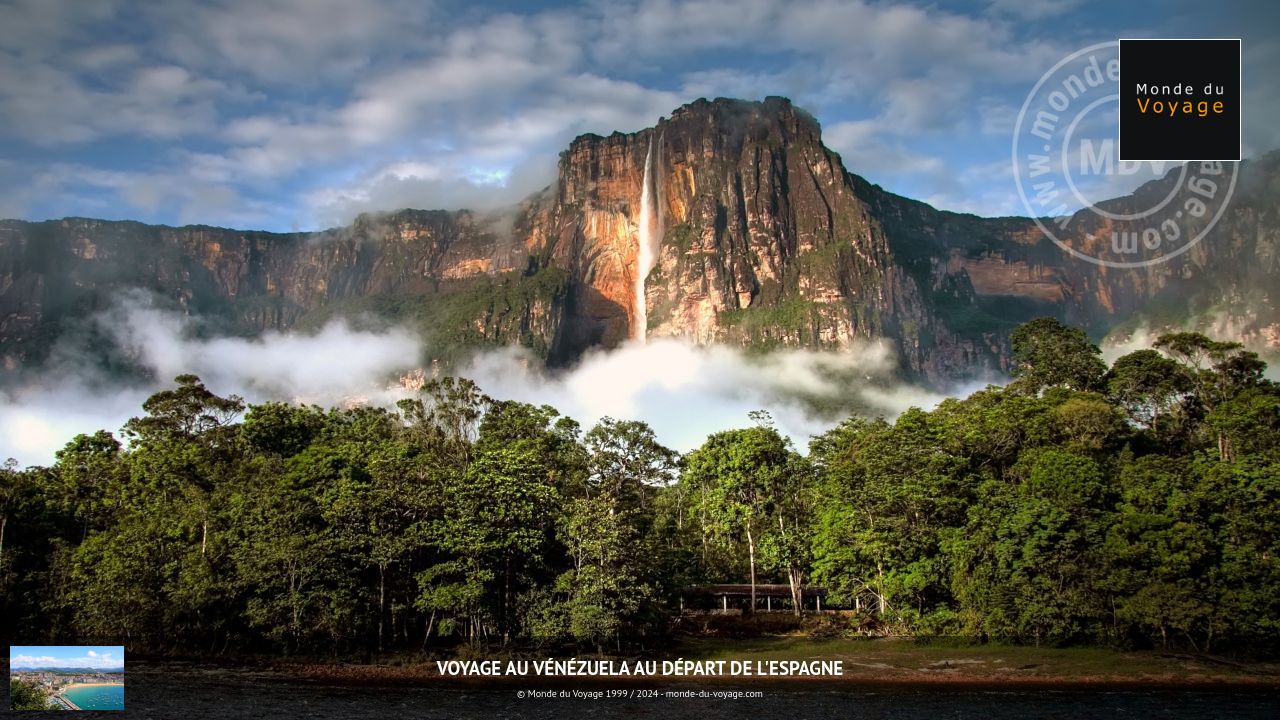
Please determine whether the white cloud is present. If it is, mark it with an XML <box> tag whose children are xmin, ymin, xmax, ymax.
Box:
<box><xmin>153</xmin><ymin>0</ymin><xmax>435</xmax><ymax>86</ymax></box>
<box><xmin>0</xmin><ymin>0</ymin><xmax>1270</xmax><ymax>232</ymax></box>
<box><xmin>10</xmin><ymin>655</ymin><xmax>58</xmax><ymax>667</ymax></box>
<box><xmin>0</xmin><ymin>293</ymin><xmax>955</xmax><ymax>465</ymax></box>
<box><xmin>10</xmin><ymin>651</ymin><xmax>120</xmax><ymax>669</ymax></box>
<box><xmin>0</xmin><ymin>293</ymin><xmax>425</xmax><ymax>464</ymax></box>
<box><xmin>459</xmin><ymin>338</ymin><xmax>906</xmax><ymax>452</ymax></box>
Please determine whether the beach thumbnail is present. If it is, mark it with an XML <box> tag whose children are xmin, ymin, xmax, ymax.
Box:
<box><xmin>9</xmin><ymin>646</ymin><xmax>124</xmax><ymax>711</ymax></box>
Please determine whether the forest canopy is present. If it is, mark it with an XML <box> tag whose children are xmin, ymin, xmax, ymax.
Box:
<box><xmin>0</xmin><ymin>319</ymin><xmax>1277</xmax><ymax>657</ymax></box>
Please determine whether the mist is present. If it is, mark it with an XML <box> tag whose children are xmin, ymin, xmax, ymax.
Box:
<box><xmin>1</xmin><ymin>294</ymin><xmax>968</xmax><ymax>467</ymax></box>
<box><xmin>1102</xmin><ymin>316</ymin><xmax>1280</xmax><ymax>381</ymax></box>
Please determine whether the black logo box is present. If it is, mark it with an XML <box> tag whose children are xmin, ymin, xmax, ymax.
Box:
<box><xmin>1119</xmin><ymin>38</ymin><xmax>1241</xmax><ymax>162</ymax></box>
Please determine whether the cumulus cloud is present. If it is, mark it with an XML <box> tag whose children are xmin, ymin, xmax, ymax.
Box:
<box><xmin>0</xmin><ymin>0</ymin><xmax>1093</xmax><ymax>229</ymax></box>
<box><xmin>0</xmin><ymin>293</ymin><xmax>955</xmax><ymax>466</ymax></box>
<box><xmin>3</xmin><ymin>0</ymin><xmax>1275</xmax><ymax>233</ymax></box>
<box><xmin>10</xmin><ymin>649</ymin><xmax>120</xmax><ymax>670</ymax></box>
<box><xmin>10</xmin><ymin>655</ymin><xmax>59</xmax><ymax>667</ymax></box>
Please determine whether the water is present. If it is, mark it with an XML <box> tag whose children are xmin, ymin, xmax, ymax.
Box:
<box><xmin>35</xmin><ymin>664</ymin><xmax>1273</xmax><ymax>719</ymax></box>
<box><xmin>634</xmin><ymin>134</ymin><xmax>662</xmax><ymax>341</ymax></box>
<box><xmin>61</xmin><ymin>683</ymin><xmax>125</xmax><ymax>710</ymax></box>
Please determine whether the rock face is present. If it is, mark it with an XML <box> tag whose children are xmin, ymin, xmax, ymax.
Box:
<box><xmin>1</xmin><ymin>97</ymin><xmax>1277</xmax><ymax>386</ymax></box>
<box><xmin>518</xmin><ymin>97</ymin><xmax>996</xmax><ymax>382</ymax></box>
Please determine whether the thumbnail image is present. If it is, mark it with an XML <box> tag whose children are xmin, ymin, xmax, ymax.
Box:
<box><xmin>9</xmin><ymin>646</ymin><xmax>124</xmax><ymax>711</ymax></box>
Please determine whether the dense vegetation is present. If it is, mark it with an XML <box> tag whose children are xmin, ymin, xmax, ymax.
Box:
<box><xmin>9</xmin><ymin>678</ymin><xmax>53</xmax><ymax>710</ymax></box>
<box><xmin>0</xmin><ymin>319</ymin><xmax>1276</xmax><ymax>658</ymax></box>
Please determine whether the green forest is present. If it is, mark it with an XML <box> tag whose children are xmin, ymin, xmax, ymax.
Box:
<box><xmin>0</xmin><ymin>319</ymin><xmax>1277</xmax><ymax>658</ymax></box>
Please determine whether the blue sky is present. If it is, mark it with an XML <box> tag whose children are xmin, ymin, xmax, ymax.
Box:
<box><xmin>1</xmin><ymin>0</ymin><xmax>1276</xmax><ymax>232</ymax></box>
<box><xmin>9</xmin><ymin>646</ymin><xmax>125</xmax><ymax>669</ymax></box>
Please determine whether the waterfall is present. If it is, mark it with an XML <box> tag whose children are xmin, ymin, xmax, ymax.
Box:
<box><xmin>634</xmin><ymin>135</ymin><xmax>662</xmax><ymax>341</ymax></box>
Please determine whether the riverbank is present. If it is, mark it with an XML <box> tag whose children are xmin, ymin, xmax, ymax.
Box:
<box><xmin>261</xmin><ymin>638</ymin><xmax>1280</xmax><ymax>689</ymax></box>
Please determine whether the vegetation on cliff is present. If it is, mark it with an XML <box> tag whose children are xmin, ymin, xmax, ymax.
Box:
<box><xmin>0</xmin><ymin>319</ymin><xmax>1277</xmax><ymax>658</ymax></box>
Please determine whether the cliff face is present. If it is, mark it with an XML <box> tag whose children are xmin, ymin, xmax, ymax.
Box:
<box><xmin>0</xmin><ymin>209</ymin><xmax>564</xmax><ymax>375</ymax></box>
<box><xmin>1</xmin><ymin>97</ymin><xmax>1277</xmax><ymax>386</ymax></box>
<box><xmin>517</xmin><ymin>98</ymin><xmax>1004</xmax><ymax>381</ymax></box>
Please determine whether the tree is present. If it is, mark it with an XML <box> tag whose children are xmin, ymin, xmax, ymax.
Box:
<box><xmin>953</xmin><ymin>449</ymin><xmax>1109</xmax><ymax>645</ymax></box>
<box><xmin>812</xmin><ymin>410</ymin><xmax>967</xmax><ymax>628</ymax></box>
<box><xmin>1154</xmin><ymin>333</ymin><xmax>1273</xmax><ymax>457</ymax></box>
<box><xmin>397</xmin><ymin>376</ymin><xmax>488</xmax><ymax>466</ymax></box>
<box><xmin>526</xmin><ymin>418</ymin><xmax>675</xmax><ymax>648</ymax></box>
<box><xmin>1010</xmin><ymin>317</ymin><xmax>1106</xmax><ymax>393</ymax></box>
<box><xmin>1154</xmin><ymin>332</ymin><xmax>1264</xmax><ymax>411</ymax></box>
<box><xmin>10</xmin><ymin>677</ymin><xmax>52</xmax><ymax>710</ymax></box>
<box><xmin>420</xmin><ymin>440</ymin><xmax>558</xmax><ymax>645</ymax></box>
<box><xmin>583</xmin><ymin>417</ymin><xmax>678</xmax><ymax>509</ymax></box>
<box><xmin>536</xmin><ymin>496</ymin><xmax>656</xmax><ymax>650</ymax></box>
<box><xmin>1205</xmin><ymin>389</ymin><xmax>1280</xmax><ymax>461</ymax></box>
<box><xmin>124</xmin><ymin>374</ymin><xmax>244</xmax><ymax>443</ymax></box>
<box><xmin>323</xmin><ymin>438</ymin><xmax>439</xmax><ymax>652</ymax></box>
<box><xmin>1102</xmin><ymin>456</ymin><xmax>1212</xmax><ymax>649</ymax></box>
<box><xmin>4</xmin><ymin>321</ymin><xmax>1279</xmax><ymax>659</ymax></box>
<box><xmin>1050</xmin><ymin>392</ymin><xmax>1128</xmax><ymax>453</ymax></box>
<box><xmin>0</xmin><ymin>459</ymin><xmax>18</xmax><ymax>566</ymax></box>
<box><xmin>241</xmin><ymin>403</ymin><xmax>325</xmax><ymax>458</ymax></box>
<box><xmin>1107</xmin><ymin>349</ymin><xmax>1191</xmax><ymax>430</ymax></box>
<box><xmin>683</xmin><ymin>423</ymin><xmax>802</xmax><ymax>614</ymax></box>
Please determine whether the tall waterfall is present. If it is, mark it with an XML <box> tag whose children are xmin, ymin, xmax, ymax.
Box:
<box><xmin>634</xmin><ymin>136</ymin><xmax>662</xmax><ymax>341</ymax></box>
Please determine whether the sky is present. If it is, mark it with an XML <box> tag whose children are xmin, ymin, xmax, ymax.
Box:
<box><xmin>1</xmin><ymin>0</ymin><xmax>1277</xmax><ymax>232</ymax></box>
<box><xmin>9</xmin><ymin>646</ymin><xmax>125</xmax><ymax>670</ymax></box>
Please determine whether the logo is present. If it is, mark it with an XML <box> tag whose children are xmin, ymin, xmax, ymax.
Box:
<box><xmin>1012</xmin><ymin>41</ymin><xmax>1238</xmax><ymax>268</ymax></box>
<box><xmin>1119</xmin><ymin>39</ymin><xmax>1241</xmax><ymax>161</ymax></box>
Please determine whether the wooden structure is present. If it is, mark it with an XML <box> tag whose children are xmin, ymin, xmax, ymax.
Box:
<box><xmin>685</xmin><ymin>583</ymin><xmax>828</xmax><ymax>612</ymax></box>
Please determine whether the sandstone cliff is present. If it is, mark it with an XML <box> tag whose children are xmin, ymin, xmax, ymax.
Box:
<box><xmin>1</xmin><ymin>97</ymin><xmax>1276</xmax><ymax>386</ymax></box>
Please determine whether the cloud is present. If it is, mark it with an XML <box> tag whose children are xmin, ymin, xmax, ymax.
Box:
<box><xmin>458</xmin><ymin>338</ymin><xmax>919</xmax><ymax>452</ymax></box>
<box><xmin>985</xmin><ymin>0</ymin><xmax>1082</xmax><ymax>21</ymax></box>
<box><xmin>93</xmin><ymin>293</ymin><xmax>424</xmax><ymax>402</ymax></box>
<box><xmin>154</xmin><ymin>0</ymin><xmax>435</xmax><ymax>86</ymax></box>
<box><xmin>14</xmin><ymin>163</ymin><xmax>282</xmax><ymax>230</ymax></box>
<box><xmin>0</xmin><ymin>293</ymin><xmax>424</xmax><ymax>464</ymax></box>
<box><xmin>0</xmin><ymin>292</ymin><xmax>956</xmax><ymax>465</ymax></box>
<box><xmin>0</xmin><ymin>56</ymin><xmax>257</xmax><ymax>146</ymax></box>
<box><xmin>305</xmin><ymin>154</ymin><xmax>559</xmax><ymax>226</ymax></box>
<box><xmin>10</xmin><ymin>655</ymin><xmax>58</xmax><ymax>667</ymax></box>
<box><xmin>826</xmin><ymin>119</ymin><xmax>950</xmax><ymax>179</ymax></box>
<box><xmin>10</xmin><ymin>651</ymin><xmax>120</xmax><ymax>669</ymax></box>
<box><xmin>0</xmin><ymin>0</ymin><xmax>1271</xmax><ymax>234</ymax></box>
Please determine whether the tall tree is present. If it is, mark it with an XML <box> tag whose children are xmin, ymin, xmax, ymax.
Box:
<box><xmin>684</xmin><ymin>423</ymin><xmax>800</xmax><ymax>613</ymax></box>
<box><xmin>1107</xmin><ymin>349</ymin><xmax>1191</xmax><ymax>431</ymax></box>
<box><xmin>1010</xmin><ymin>317</ymin><xmax>1107</xmax><ymax>394</ymax></box>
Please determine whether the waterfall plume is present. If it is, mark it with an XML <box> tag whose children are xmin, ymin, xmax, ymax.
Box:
<box><xmin>634</xmin><ymin>135</ymin><xmax>662</xmax><ymax>341</ymax></box>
